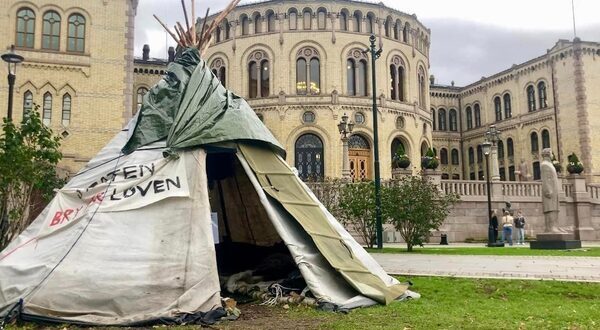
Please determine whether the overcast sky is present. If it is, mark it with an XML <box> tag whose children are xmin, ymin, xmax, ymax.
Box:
<box><xmin>134</xmin><ymin>0</ymin><xmax>600</xmax><ymax>86</ymax></box>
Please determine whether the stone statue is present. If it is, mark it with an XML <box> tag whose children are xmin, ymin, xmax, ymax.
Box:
<box><xmin>518</xmin><ymin>159</ymin><xmax>529</xmax><ymax>181</ymax></box>
<box><xmin>541</xmin><ymin>148</ymin><xmax>560</xmax><ymax>233</ymax></box>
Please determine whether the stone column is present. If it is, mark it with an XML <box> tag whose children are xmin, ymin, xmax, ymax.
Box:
<box><xmin>491</xmin><ymin>143</ymin><xmax>500</xmax><ymax>181</ymax></box>
<box><xmin>341</xmin><ymin>136</ymin><xmax>351</xmax><ymax>181</ymax></box>
<box><xmin>423</xmin><ymin>169</ymin><xmax>442</xmax><ymax>190</ymax></box>
<box><xmin>568</xmin><ymin>175</ymin><xmax>595</xmax><ymax>240</ymax></box>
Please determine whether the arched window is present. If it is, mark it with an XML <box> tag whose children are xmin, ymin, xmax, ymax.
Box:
<box><xmin>503</xmin><ymin>93</ymin><xmax>512</xmax><ymax>119</ymax></box>
<box><xmin>477</xmin><ymin>145</ymin><xmax>483</xmax><ymax>164</ymax></box>
<box><xmin>389</xmin><ymin>56</ymin><xmax>406</xmax><ymax>101</ymax></box>
<box><xmin>449</xmin><ymin>109</ymin><xmax>458</xmax><ymax>131</ymax></box>
<box><xmin>317</xmin><ymin>8</ymin><xmax>326</xmax><ymax>30</ymax></box>
<box><xmin>538</xmin><ymin>81</ymin><xmax>547</xmax><ymax>108</ymax></box>
<box><xmin>241</xmin><ymin>15</ymin><xmax>249</xmax><ymax>35</ymax></box>
<box><xmin>466</xmin><ymin>106</ymin><xmax>473</xmax><ymax>130</ymax></box>
<box><xmin>494</xmin><ymin>96</ymin><xmax>502</xmax><ymax>121</ymax></box>
<box><xmin>451</xmin><ymin>149</ymin><xmax>459</xmax><ymax>165</ymax></box>
<box><xmin>42</xmin><ymin>11</ymin><xmax>61</xmax><ymax>50</ymax></box>
<box><xmin>16</xmin><ymin>8</ymin><xmax>35</xmax><ymax>48</ymax></box>
<box><xmin>23</xmin><ymin>91</ymin><xmax>33</xmax><ymax>118</ymax></box>
<box><xmin>339</xmin><ymin>11</ymin><xmax>348</xmax><ymax>31</ymax></box>
<box><xmin>384</xmin><ymin>17</ymin><xmax>392</xmax><ymax>37</ymax></box>
<box><xmin>527</xmin><ymin>85</ymin><xmax>536</xmax><ymax>112</ymax></box>
<box><xmin>403</xmin><ymin>23</ymin><xmax>410</xmax><ymax>43</ymax></box>
<box><xmin>296</xmin><ymin>47</ymin><xmax>320</xmax><ymax>95</ymax></box>
<box><xmin>295</xmin><ymin>133</ymin><xmax>324</xmax><ymax>181</ymax></box>
<box><xmin>215</xmin><ymin>25</ymin><xmax>222</xmax><ymax>42</ymax></box>
<box><xmin>135</xmin><ymin>87</ymin><xmax>148</xmax><ymax>115</ymax></box>
<box><xmin>303</xmin><ymin>9</ymin><xmax>312</xmax><ymax>30</ymax></box>
<box><xmin>438</xmin><ymin>108</ymin><xmax>447</xmax><ymax>131</ymax></box>
<box><xmin>498</xmin><ymin>140</ymin><xmax>504</xmax><ymax>159</ymax></box>
<box><xmin>474</xmin><ymin>104</ymin><xmax>481</xmax><ymax>127</ymax></box>
<box><xmin>248</xmin><ymin>51</ymin><xmax>270</xmax><ymax>98</ymax></box>
<box><xmin>507</xmin><ymin>138</ymin><xmax>514</xmax><ymax>158</ymax></box>
<box><xmin>541</xmin><ymin>129</ymin><xmax>551</xmax><ymax>149</ymax></box>
<box><xmin>253</xmin><ymin>13</ymin><xmax>262</xmax><ymax>34</ymax></box>
<box><xmin>391</xmin><ymin>138</ymin><xmax>406</xmax><ymax>166</ymax></box>
<box><xmin>210</xmin><ymin>58</ymin><xmax>226</xmax><ymax>87</ymax></box>
<box><xmin>431</xmin><ymin>108</ymin><xmax>436</xmax><ymax>131</ymax></box>
<box><xmin>346</xmin><ymin>49</ymin><xmax>368</xmax><ymax>96</ymax></box>
<box><xmin>43</xmin><ymin>92</ymin><xmax>52</xmax><ymax>125</ymax></box>
<box><xmin>224</xmin><ymin>19</ymin><xmax>231</xmax><ymax>39</ymax></box>
<box><xmin>530</xmin><ymin>132</ymin><xmax>539</xmax><ymax>153</ymax></box>
<box><xmin>418</xmin><ymin>66</ymin><xmax>426</xmax><ymax>108</ymax></box>
<box><xmin>62</xmin><ymin>94</ymin><xmax>71</xmax><ymax>126</ymax></box>
<box><xmin>289</xmin><ymin>9</ymin><xmax>297</xmax><ymax>30</ymax></box>
<box><xmin>394</xmin><ymin>19</ymin><xmax>401</xmax><ymax>40</ymax></box>
<box><xmin>366</xmin><ymin>13</ymin><xmax>374</xmax><ymax>34</ymax></box>
<box><xmin>68</xmin><ymin>14</ymin><xmax>85</xmax><ymax>51</ymax></box>
<box><xmin>440</xmin><ymin>148</ymin><xmax>448</xmax><ymax>165</ymax></box>
<box><xmin>353</xmin><ymin>11</ymin><xmax>362</xmax><ymax>32</ymax></box>
<box><xmin>266</xmin><ymin>11</ymin><xmax>275</xmax><ymax>32</ymax></box>
<box><xmin>468</xmin><ymin>147</ymin><xmax>474</xmax><ymax>165</ymax></box>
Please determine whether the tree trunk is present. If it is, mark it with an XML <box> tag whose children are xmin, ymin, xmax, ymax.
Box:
<box><xmin>406</xmin><ymin>243</ymin><xmax>413</xmax><ymax>252</ymax></box>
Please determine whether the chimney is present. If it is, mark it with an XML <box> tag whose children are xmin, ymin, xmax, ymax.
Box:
<box><xmin>142</xmin><ymin>44</ymin><xmax>150</xmax><ymax>61</ymax></box>
<box><xmin>168</xmin><ymin>46</ymin><xmax>175</xmax><ymax>62</ymax></box>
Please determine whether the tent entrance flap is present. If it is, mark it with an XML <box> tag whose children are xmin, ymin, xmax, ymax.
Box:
<box><xmin>206</xmin><ymin>151</ymin><xmax>294</xmax><ymax>278</ymax></box>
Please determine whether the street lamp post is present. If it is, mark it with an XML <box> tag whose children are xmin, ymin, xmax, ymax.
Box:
<box><xmin>484</xmin><ymin>125</ymin><xmax>501</xmax><ymax>181</ymax></box>
<box><xmin>365</xmin><ymin>34</ymin><xmax>383</xmax><ymax>249</ymax></box>
<box><xmin>2</xmin><ymin>45</ymin><xmax>24</xmax><ymax>121</ymax></box>
<box><xmin>483</xmin><ymin>141</ymin><xmax>504</xmax><ymax>247</ymax></box>
<box><xmin>337</xmin><ymin>113</ymin><xmax>355</xmax><ymax>181</ymax></box>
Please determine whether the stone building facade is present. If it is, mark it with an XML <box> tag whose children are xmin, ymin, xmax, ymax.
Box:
<box><xmin>194</xmin><ymin>0</ymin><xmax>433</xmax><ymax>181</ymax></box>
<box><xmin>0</xmin><ymin>0</ymin><xmax>138</xmax><ymax>174</ymax></box>
<box><xmin>431</xmin><ymin>39</ymin><xmax>600</xmax><ymax>182</ymax></box>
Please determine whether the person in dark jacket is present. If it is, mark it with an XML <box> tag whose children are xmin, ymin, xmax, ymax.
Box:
<box><xmin>491</xmin><ymin>209</ymin><xmax>499</xmax><ymax>242</ymax></box>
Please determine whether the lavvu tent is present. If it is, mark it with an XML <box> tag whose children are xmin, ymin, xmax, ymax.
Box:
<box><xmin>0</xmin><ymin>48</ymin><xmax>414</xmax><ymax>326</ymax></box>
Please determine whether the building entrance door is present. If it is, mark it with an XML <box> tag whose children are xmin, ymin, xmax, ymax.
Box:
<box><xmin>348</xmin><ymin>134</ymin><xmax>371</xmax><ymax>181</ymax></box>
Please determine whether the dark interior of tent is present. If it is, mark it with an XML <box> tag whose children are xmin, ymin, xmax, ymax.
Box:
<box><xmin>205</xmin><ymin>149</ymin><xmax>305</xmax><ymax>295</ymax></box>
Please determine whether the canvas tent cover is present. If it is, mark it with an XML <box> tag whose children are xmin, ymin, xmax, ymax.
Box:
<box><xmin>0</xmin><ymin>49</ymin><xmax>409</xmax><ymax>325</ymax></box>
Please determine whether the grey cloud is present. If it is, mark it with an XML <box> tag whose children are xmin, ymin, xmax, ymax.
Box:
<box><xmin>134</xmin><ymin>2</ymin><xmax>600</xmax><ymax>87</ymax></box>
<box><xmin>425</xmin><ymin>18</ymin><xmax>600</xmax><ymax>86</ymax></box>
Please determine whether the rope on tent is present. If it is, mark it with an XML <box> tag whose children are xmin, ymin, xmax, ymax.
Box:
<box><xmin>21</xmin><ymin>153</ymin><xmax>125</xmax><ymax>302</ymax></box>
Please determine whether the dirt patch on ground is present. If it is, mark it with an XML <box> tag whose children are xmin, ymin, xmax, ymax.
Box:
<box><xmin>214</xmin><ymin>303</ymin><xmax>329</xmax><ymax>330</ymax></box>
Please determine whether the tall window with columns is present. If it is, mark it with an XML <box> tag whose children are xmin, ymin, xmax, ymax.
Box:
<box><xmin>296</xmin><ymin>47</ymin><xmax>320</xmax><ymax>95</ymax></box>
<box><xmin>527</xmin><ymin>85</ymin><xmax>536</xmax><ymax>112</ymax></box>
<box><xmin>16</xmin><ymin>8</ymin><xmax>35</xmax><ymax>48</ymax></box>
<box><xmin>474</xmin><ymin>104</ymin><xmax>481</xmax><ymax>127</ymax></box>
<box><xmin>538</xmin><ymin>81</ymin><xmax>547</xmax><ymax>108</ymax></box>
<box><xmin>248</xmin><ymin>50</ymin><xmax>270</xmax><ymax>98</ymax></box>
<box><xmin>466</xmin><ymin>106</ymin><xmax>473</xmax><ymax>130</ymax></box>
<box><xmin>449</xmin><ymin>109</ymin><xmax>457</xmax><ymax>131</ymax></box>
<box><xmin>494</xmin><ymin>96</ymin><xmax>502</xmax><ymax>121</ymax></box>
<box><xmin>210</xmin><ymin>58</ymin><xmax>227</xmax><ymax>87</ymax></box>
<box><xmin>418</xmin><ymin>66</ymin><xmax>426</xmax><ymax>108</ymax></box>
<box><xmin>503</xmin><ymin>93</ymin><xmax>512</xmax><ymax>118</ymax></box>
<box><xmin>346</xmin><ymin>49</ymin><xmax>367</xmax><ymax>96</ymax></box>
<box><xmin>389</xmin><ymin>56</ymin><xmax>406</xmax><ymax>101</ymax></box>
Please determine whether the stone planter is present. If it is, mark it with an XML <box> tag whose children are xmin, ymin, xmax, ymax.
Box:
<box><xmin>567</xmin><ymin>163</ymin><xmax>584</xmax><ymax>175</ymax></box>
<box><xmin>392</xmin><ymin>168</ymin><xmax>412</xmax><ymax>179</ymax></box>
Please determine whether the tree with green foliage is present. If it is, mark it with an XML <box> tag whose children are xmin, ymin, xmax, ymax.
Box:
<box><xmin>382</xmin><ymin>175</ymin><xmax>460</xmax><ymax>251</ymax></box>
<box><xmin>0</xmin><ymin>108</ymin><xmax>64</xmax><ymax>249</ymax></box>
<box><xmin>337</xmin><ymin>181</ymin><xmax>378</xmax><ymax>248</ymax></box>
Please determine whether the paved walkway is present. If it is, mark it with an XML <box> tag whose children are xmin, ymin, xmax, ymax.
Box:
<box><xmin>372</xmin><ymin>247</ymin><xmax>600</xmax><ymax>282</ymax></box>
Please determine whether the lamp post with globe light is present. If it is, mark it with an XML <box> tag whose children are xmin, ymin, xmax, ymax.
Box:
<box><xmin>483</xmin><ymin>141</ymin><xmax>504</xmax><ymax>247</ymax></box>
<box><xmin>338</xmin><ymin>113</ymin><xmax>354</xmax><ymax>181</ymax></box>
<box><xmin>2</xmin><ymin>45</ymin><xmax>24</xmax><ymax>121</ymax></box>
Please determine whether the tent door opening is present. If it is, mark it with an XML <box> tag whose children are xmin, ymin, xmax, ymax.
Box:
<box><xmin>205</xmin><ymin>150</ymin><xmax>297</xmax><ymax>282</ymax></box>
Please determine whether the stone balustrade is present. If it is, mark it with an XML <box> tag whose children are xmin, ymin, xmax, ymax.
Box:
<box><xmin>305</xmin><ymin>173</ymin><xmax>600</xmax><ymax>242</ymax></box>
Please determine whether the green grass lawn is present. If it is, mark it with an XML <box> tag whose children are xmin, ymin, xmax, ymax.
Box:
<box><xmin>287</xmin><ymin>276</ymin><xmax>600</xmax><ymax>330</ymax></box>
<box><xmin>366</xmin><ymin>246</ymin><xmax>600</xmax><ymax>257</ymax></box>
<box><xmin>8</xmin><ymin>277</ymin><xmax>600</xmax><ymax>330</ymax></box>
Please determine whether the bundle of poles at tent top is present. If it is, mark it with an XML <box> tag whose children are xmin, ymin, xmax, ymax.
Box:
<box><xmin>153</xmin><ymin>0</ymin><xmax>241</xmax><ymax>57</ymax></box>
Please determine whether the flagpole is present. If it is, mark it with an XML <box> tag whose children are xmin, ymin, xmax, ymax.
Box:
<box><xmin>571</xmin><ymin>0</ymin><xmax>577</xmax><ymax>38</ymax></box>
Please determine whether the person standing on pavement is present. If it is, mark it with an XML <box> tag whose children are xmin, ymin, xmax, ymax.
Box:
<box><xmin>514</xmin><ymin>210</ymin><xmax>526</xmax><ymax>245</ymax></box>
<box><xmin>491</xmin><ymin>210</ymin><xmax>499</xmax><ymax>242</ymax></box>
<box><xmin>501</xmin><ymin>210</ymin><xmax>514</xmax><ymax>246</ymax></box>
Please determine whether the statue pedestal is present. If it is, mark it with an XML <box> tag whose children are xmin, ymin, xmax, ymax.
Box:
<box><xmin>530</xmin><ymin>233</ymin><xmax>582</xmax><ymax>250</ymax></box>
